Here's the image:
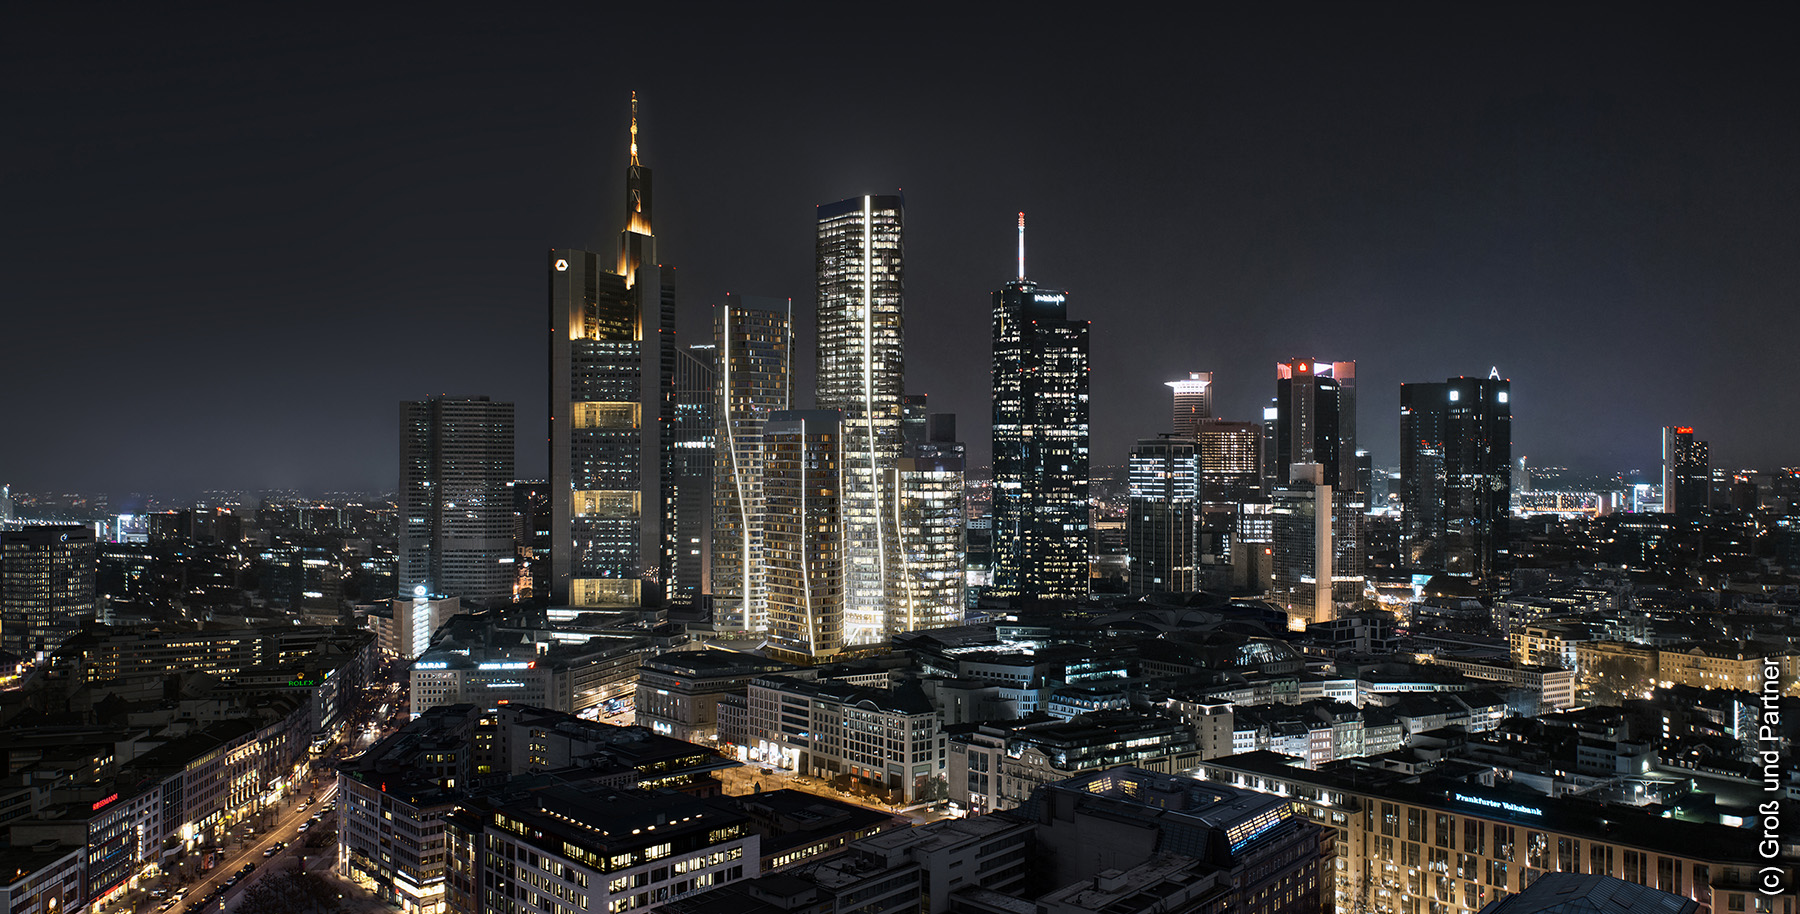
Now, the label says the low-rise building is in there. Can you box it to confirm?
[1199,749,1798,914]
[634,651,796,744]
[0,843,83,914]
[947,711,1201,814]
[742,678,944,805]
[445,784,757,914]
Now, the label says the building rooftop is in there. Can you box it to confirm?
[1478,872,1698,913]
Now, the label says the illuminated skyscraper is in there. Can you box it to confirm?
[712,295,792,632]
[398,396,516,608]
[549,94,677,608]
[1663,425,1709,520]
[1270,464,1336,626]
[1128,436,1198,593]
[1401,376,1512,580]
[1,525,96,657]
[814,194,905,642]
[1274,359,1356,489]
[896,413,966,632]
[991,214,1090,601]
[764,410,846,660]
[1166,372,1214,436]
[669,343,715,606]
[1194,418,1262,516]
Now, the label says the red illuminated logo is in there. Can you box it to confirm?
[92,793,119,812]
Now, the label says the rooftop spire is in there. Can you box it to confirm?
[629,91,640,167]
[1017,212,1026,281]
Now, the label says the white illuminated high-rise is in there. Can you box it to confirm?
[712,295,792,632]
[1166,372,1214,436]
[814,194,905,644]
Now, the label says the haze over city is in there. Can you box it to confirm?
[7,7,1796,498]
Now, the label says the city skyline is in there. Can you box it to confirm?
[7,8,1799,498]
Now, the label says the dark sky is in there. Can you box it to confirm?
[6,7,1796,498]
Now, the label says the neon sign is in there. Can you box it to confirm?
[92,793,119,812]
[1453,793,1542,817]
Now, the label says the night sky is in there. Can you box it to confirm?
[7,7,1796,498]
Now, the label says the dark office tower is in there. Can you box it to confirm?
[1398,382,1447,566]
[510,480,551,605]
[1443,376,1511,579]
[668,343,716,606]
[815,194,905,643]
[1,525,96,657]
[1166,372,1214,436]
[712,295,792,632]
[1663,426,1709,520]
[902,394,930,449]
[399,396,516,608]
[991,214,1091,601]
[1127,436,1198,593]
[1195,419,1263,516]
[1274,359,1356,489]
[549,93,677,609]
[897,413,966,633]
[764,411,846,660]
[1400,376,1512,580]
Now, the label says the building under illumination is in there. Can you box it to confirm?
[549,95,677,609]
[763,410,846,660]
[814,194,905,643]
[896,414,966,633]
[1195,418,1263,516]
[1166,371,1214,436]
[1127,436,1198,593]
[991,214,1090,602]
[1662,425,1709,520]
[1,524,96,657]
[1274,359,1357,490]
[711,296,792,632]
[398,396,515,609]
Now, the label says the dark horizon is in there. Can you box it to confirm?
[7,8,1796,498]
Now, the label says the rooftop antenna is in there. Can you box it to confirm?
[1017,212,1026,281]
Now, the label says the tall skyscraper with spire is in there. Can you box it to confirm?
[813,194,906,644]
[548,93,678,608]
[991,213,1091,601]
[712,295,793,632]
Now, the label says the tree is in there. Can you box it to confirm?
[233,872,345,914]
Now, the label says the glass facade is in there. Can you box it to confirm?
[1127,437,1198,592]
[711,296,792,631]
[763,411,845,659]
[990,280,1090,601]
[814,195,905,643]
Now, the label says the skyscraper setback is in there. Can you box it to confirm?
[398,396,516,608]
[712,295,792,632]
[991,214,1090,601]
[814,194,905,643]
[548,94,677,608]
